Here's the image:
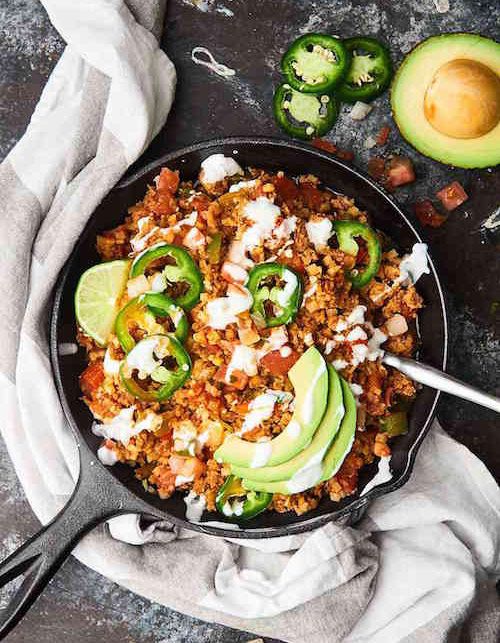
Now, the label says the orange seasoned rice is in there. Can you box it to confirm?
[78,161,423,517]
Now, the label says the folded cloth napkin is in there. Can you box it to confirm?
[0,2,499,642]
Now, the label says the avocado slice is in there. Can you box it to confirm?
[391,34,500,168]
[243,377,356,495]
[214,347,328,468]
[232,365,344,483]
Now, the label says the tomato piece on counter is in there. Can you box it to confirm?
[436,181,468,211]
[386,156,415,189]
[414,200,448,228]
[157,168,179,194]
[367,156,386,182]
[312,138,337,153]
[80,362,105,395]
[376,125,390,146]
[260,349,300,376]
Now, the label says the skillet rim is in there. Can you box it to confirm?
[50,136,448,539]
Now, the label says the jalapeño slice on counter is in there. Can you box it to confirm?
[273,83,338,140]
[216,475,272,521]
[120,334,192,402]
[333,220,381,288]
[247,262,302,327]
[130,243,204,311]
[115,292,188,353]
[337,36,393,103]
[281,33,350,93]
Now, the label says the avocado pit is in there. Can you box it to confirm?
[424,59,500,139]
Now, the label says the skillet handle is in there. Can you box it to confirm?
[0,451,136,640]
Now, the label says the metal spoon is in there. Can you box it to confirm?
[382,353,500,414]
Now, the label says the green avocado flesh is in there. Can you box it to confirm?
[214,347,328,469]
[233,365,344,484]
[243,375,357,495]
[391,33,500,168]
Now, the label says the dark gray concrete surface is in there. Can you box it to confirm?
[0,0,498,641]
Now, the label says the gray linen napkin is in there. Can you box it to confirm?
[0,2,499,642]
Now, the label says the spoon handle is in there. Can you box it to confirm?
[382,353,500,414]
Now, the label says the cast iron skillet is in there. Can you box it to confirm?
[0,137,447,638]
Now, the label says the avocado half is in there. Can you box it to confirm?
[391,33,500,168]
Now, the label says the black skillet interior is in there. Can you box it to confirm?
[52,137,447,538]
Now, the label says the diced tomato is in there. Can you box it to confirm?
[300,182,324,210]
[157,168,179,194]
[436,181,468,211]
[367,157,386,182]
[414,199,447,228]
[272,174,301,203]
[312,138,337,154]
[155,193,177,216]
[260,349,300,376]
[214,365,249,390]
[376,125,390,146]
[335,148,355,162]
[190,194,211,215]
[386,156,415,189]
[79,362,104,395]
[277,254,305,273]
[168,455,205,479]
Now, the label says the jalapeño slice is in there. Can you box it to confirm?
[281,33,350,93]
[337,36,393,103]
[130,243,204,311]
[115,292,188,353]
[216,475,272,521]
[120,334,192,402]
[247,262,302,327]
[333,220,381,288]
[273,83,338,140]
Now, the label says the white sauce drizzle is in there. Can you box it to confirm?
[97,444,118,466]
[200,153,242,184]
[305,218,333,248]
[191,47,236,78]
[249,441,273,468]
[225,344,258,383]
[103,348,121,376]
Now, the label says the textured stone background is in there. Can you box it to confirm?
[0,1,498,641]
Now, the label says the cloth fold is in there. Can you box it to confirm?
[0,2,499,642]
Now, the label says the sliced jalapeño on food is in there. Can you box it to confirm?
[120,333,192,402]
[216,475,272,521]
[130,243,204,311]
[333,220,381,288]
[247,262,303,327]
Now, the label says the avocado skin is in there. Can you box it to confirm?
[390,33,500,169]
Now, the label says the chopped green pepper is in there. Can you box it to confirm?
[247,262,302,328]
[281,33,350,93]
[115,292,188,352]
[207,232,222,264]
[337,36,393,103]
[273,83,339,140]
[216,475,272,521]
[120,333,192,402]
[379,411,408,436]
[130,243,204,311]
[333,220,381,288]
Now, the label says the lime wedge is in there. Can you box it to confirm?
[75,260,130,346]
